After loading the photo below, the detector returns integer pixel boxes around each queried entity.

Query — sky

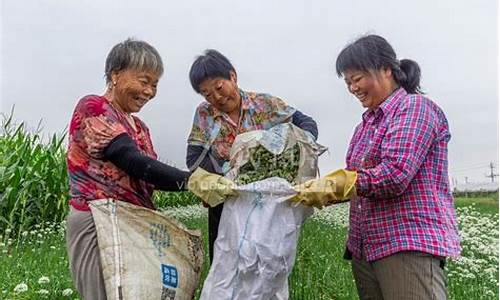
[1,0,498,184]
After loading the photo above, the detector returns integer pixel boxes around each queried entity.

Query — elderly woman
[66,38,190,299]
[296,34,461,299]
[186,49,319,263]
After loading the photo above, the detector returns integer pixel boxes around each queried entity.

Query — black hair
[189,49,236,93]
[335,34,422,94]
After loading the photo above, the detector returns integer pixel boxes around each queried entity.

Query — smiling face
[343,68,397,110]
[199,71,241,114]
[110,69,160,113]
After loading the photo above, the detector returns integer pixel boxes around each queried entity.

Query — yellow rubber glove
[290,169,357,208]
[187,168,236,207]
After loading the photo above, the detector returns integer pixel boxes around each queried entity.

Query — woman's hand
[188,168,236,207]
[290,169,357,208]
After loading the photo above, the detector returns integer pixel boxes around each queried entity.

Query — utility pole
[486,162,498,182]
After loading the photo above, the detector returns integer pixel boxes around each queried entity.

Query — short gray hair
[104,38,164,84]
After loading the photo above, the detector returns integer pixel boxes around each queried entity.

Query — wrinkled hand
[188,168,236,207]
[290,169,357,208]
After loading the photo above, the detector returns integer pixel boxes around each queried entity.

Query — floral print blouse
[187,89,296,162]
[67,95,157,211]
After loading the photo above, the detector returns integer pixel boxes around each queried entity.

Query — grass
[0,197,497,300]
[289,221,357,300]
[0,222,75,299]
[454,194,498,215]
[153,191,200,208]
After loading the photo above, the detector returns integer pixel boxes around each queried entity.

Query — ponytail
[394,59,423,94]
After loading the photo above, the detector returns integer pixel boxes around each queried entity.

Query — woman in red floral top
[66,38,190,300]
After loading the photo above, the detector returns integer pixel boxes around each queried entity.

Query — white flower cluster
[12,280,73,297]
[447,205,499,294]
[38,276,50,284]
[13,283,28,293]
[310,202,350,228]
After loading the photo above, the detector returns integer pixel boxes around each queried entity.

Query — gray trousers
[352,251,447,300]
[66,207,107,300]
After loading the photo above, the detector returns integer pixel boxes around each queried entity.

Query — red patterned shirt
[346,87,461,261]
[67,95,157,211]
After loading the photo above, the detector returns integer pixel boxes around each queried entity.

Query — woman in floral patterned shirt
[185,49,319,263]
[66,39,190,300]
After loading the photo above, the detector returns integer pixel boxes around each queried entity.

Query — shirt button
[358,204,362,210]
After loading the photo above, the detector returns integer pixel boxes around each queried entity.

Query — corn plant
[0,112,69,234]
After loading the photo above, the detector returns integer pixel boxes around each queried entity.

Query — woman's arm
[355,97,437,198]
[103,133,190,191]
[186,144,224,175]
[292,110,318,140]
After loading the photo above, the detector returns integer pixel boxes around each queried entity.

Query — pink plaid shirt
[346,87,461,262]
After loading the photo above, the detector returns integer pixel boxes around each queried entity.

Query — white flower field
[0,196,497,299]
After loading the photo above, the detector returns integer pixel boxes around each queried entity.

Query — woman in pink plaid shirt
[294,34,461,299]
[336,34,461,300]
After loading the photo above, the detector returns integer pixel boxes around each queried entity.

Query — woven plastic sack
[89,199,204,300]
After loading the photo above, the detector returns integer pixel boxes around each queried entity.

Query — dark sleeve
[292,110,319,140]
[103,133,190,191]
[186,144,224,175]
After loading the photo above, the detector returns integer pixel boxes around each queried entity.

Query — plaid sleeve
[356,96,437,198]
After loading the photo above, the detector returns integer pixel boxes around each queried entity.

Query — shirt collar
[362,87,407,123]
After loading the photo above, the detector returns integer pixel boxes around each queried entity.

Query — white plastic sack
[201,124,325,299]
[89,199,204,300]
[200,178,314,300]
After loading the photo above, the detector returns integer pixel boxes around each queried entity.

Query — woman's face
[199,71,241,114]
[343,68,395,110]
[111,69,160,113]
